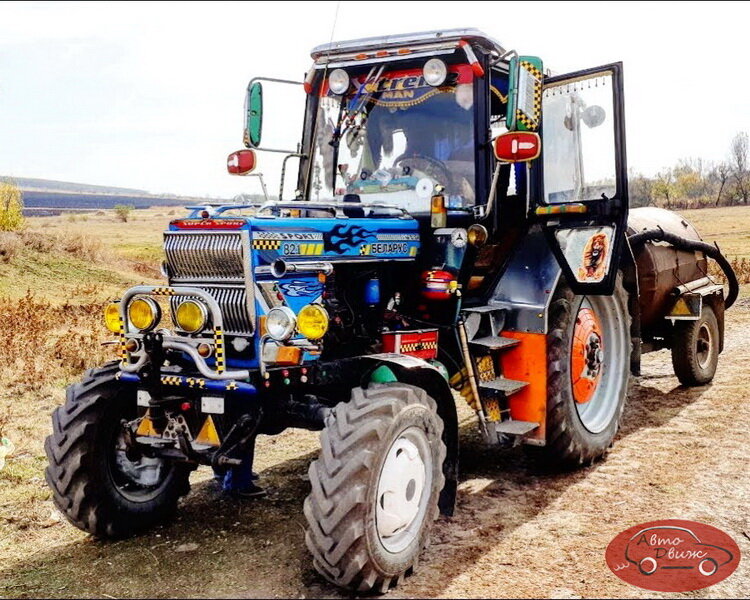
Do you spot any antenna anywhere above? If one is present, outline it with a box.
[302,1,340,201]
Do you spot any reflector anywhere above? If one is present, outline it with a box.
[493,131,541,163]
[227,149,257,175]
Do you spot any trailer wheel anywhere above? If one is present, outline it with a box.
[304,383,446,593]
[45,362,191,538]
[537,275,630,467]
[671,304,720,386]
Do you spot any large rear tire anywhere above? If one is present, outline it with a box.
[538,275,630,467]
[45,362,191,538]
[304,383,446,594]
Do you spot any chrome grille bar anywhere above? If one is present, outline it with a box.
[169,285,251,336]
[164,231,245,282]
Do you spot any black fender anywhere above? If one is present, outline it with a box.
[359,353,459,517]
[489,228,561,334]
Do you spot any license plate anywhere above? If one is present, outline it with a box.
[137,390,151,407]
[201,396,225,415]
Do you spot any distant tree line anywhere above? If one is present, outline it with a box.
[629,132,750,209]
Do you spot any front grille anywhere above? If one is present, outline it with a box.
[170,285,252,335]
[164,231,245,282]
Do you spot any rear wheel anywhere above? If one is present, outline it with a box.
[671,305,720,386]
[537,275,630,467]
[304,383,446,593]
[45,362,191,538]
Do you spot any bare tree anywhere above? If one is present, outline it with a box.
[653,169,675,208]
[712,161,732,206]
[730,132,749,204]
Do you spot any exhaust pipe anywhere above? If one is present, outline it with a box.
[271,258,334,278]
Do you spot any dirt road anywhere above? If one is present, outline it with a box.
[3,300,750,598]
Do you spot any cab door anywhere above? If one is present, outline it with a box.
[537,63,628,295]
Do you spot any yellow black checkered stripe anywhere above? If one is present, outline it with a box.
[517,60,542,131]
[252,239,281,250]
[214,327,225,374]
[118,315,127,366]
[150,287,176,296]
[159,374,239,392]
[360,244,370,255]
[399,341,438,353]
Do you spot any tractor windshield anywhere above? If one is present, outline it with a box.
[307,65,476,215]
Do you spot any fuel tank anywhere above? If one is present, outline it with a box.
[627,207,708,329]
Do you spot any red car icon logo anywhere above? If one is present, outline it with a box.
[625,526,734,577]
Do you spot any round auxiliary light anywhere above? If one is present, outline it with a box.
[104,302,121,333]
[266,306,297,341]
[423,58,448,87]
[328,69,351,95]
[467,223,489,247]
[175,299,208,334]
[297,304,329,341]
[128,297,160,332]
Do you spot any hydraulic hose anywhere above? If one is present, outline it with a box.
[628,228,739,309]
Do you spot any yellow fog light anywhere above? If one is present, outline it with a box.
[128,297,160,332]
[104,302,121,333]
[175,299,208,334]
[297,304,329,340]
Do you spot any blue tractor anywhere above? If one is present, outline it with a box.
[46,29,737,593]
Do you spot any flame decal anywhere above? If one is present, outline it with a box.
[324,224,377,253]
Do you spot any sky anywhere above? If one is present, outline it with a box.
[1,1,749,199]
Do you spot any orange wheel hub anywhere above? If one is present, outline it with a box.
[571,307,604,405]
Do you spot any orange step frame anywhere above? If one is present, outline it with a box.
[498,331,548,443]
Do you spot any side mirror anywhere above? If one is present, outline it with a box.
[493,131,541,163]
[227,149,257,175]
[244,82,263,148]
[506,55,543,132]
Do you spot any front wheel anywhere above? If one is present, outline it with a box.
[45,362,191,538]
[537,275,631,467]
[304,383,446,594]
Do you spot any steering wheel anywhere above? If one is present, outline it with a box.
[394,153,454,192]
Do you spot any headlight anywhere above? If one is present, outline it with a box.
[128,297,160,332]
[423,58,447,87]
[297,304,329,340]
[104,302,121,333]
[267,306,297,341]
[328,68,350,95]
[175,299,208,334]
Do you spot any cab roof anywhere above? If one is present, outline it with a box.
[310,28,505,60]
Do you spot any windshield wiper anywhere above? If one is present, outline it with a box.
[329,64,388,189]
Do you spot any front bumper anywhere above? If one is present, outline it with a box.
[118,285,250,381]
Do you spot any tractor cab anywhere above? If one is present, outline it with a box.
[238,28,629,299]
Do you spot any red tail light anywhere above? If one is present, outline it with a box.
[227,149,257,175]
[493,131,541,163]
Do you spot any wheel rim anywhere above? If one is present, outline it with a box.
[696,323,713,369]
[571,296,628,434]
[375,426,432,554]
[109,426,171,502]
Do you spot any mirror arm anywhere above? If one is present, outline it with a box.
[475,162,502,220]
[279,153,307,201]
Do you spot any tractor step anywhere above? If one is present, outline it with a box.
[494,420,539,435]
[462,305,501,314]
[479,377,528,396]
[469,336,520,350]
